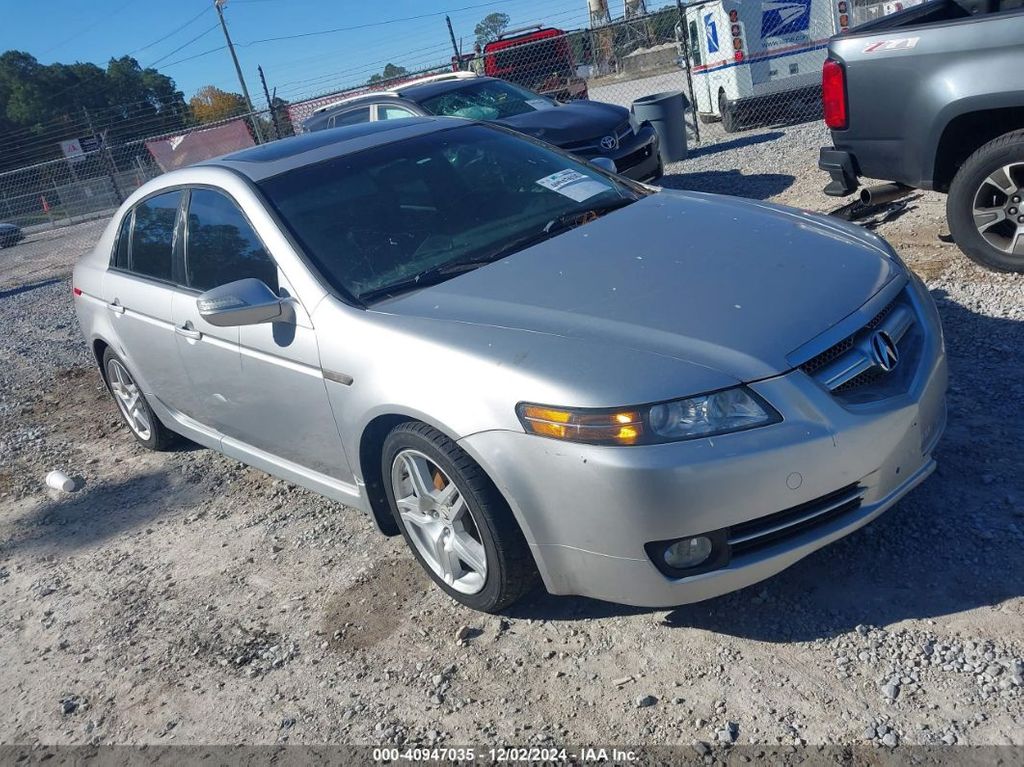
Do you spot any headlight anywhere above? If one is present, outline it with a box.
[517,386,781,446]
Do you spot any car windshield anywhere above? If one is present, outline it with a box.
[418,80,556,121]
[257,124,644,303]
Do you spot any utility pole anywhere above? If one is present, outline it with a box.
[258,65,282,140]
[214,0,264,143]
[445,16,461,69]
[82,106,125,203]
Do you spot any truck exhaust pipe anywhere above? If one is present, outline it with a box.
[859,183,912,207]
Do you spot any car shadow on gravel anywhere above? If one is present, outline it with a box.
[683,131,785,159]
[1,468,196,556]
[510,293,1024,637]
[659,169,795,200]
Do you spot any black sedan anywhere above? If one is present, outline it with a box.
[0,223,24,248]
[301,74,662,182]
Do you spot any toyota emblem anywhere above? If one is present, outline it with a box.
[870,330,899,372]
[600,135,618,151]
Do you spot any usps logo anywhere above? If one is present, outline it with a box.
[704,13,719,53]
[761,0,812,39]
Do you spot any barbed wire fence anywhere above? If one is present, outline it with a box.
[0,0,914,241]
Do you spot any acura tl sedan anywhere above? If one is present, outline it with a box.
[73,118,947,612]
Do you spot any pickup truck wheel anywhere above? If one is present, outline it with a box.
[382,422,537,612]
[947,130,1024,272]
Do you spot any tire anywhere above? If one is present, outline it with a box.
[382,421,537,612]
[719,91,738,134]
[101,348,179,451]
[946,129,1024,272]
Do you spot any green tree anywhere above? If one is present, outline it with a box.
[474,12,510,45]
[368,62,408,85]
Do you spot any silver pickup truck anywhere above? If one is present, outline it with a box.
[819,0,1024,272]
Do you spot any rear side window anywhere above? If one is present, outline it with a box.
[130,191,183,282]
[112,211,132,269]
[185,189,278,293]
[329,106,370,128]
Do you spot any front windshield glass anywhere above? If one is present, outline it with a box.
[257,124,644,302]
[418,80,556,121]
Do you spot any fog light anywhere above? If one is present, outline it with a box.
[664,536,713,569]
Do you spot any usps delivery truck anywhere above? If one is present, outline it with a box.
[682,0,850,132]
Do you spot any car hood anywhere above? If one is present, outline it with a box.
[376,191,900,382]
[496,100,628,147]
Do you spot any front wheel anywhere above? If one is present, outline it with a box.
[719,91,738,134]
[947,129,1024,272]
[382,422,536,612]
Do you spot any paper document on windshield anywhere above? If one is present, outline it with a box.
[535,169,609,203]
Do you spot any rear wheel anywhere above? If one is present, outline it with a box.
[102,348,178,450]
[382,422,536,612]
[947,129,1024,272]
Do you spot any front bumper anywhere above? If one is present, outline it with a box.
[459,278,947,608]
[578,124,661,182]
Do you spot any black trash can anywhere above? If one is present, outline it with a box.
[632,91,689,164]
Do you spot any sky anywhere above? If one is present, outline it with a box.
[2,0,678,106]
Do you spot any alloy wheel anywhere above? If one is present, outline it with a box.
[390,448,488,595]
[106,358,152,441]
[972,162,1024,256]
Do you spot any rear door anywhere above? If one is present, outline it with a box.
[687,8,715,113]
[103,190,196,417]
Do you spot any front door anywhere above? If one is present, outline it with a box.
[175,187,350,479]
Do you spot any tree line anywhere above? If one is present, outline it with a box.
[0,50,289,174]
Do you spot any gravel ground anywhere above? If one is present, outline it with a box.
[0,121,1021,752]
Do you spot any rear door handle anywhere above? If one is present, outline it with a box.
[175,323,202,340]
[106,300,125,314]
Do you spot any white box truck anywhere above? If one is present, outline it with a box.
[681,0,917,131]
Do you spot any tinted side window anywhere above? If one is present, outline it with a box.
[185,189,278,293]
[379,105,415,120]
[113,211,132,269]
[330,106,371,128]
[131,191,182,281]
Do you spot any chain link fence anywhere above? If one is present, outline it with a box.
[0,110,276,237]
[0,0,920,247]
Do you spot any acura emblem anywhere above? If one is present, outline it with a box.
[600,134,618,151]
[870,330,899,372]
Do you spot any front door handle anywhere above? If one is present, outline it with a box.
[175,323,202,341]
[106,300,125,314]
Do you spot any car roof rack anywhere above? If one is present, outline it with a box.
[398,71,479,88]
[311,72,478,116]
[313,90,399,114]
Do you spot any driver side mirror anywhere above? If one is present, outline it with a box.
[590,156,617,174]
[197,278,285,327]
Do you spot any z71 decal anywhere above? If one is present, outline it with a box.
[863,37,920,53]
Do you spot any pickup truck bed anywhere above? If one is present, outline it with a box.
[819,0,1024,271]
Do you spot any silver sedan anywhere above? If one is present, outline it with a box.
[73,118,947,612]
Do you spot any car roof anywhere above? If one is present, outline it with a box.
[200,117,464,181]
[396,76,500,102]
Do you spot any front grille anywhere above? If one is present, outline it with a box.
[728,483,864,558]
[797,288,919,401]
[800,297,897,378]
